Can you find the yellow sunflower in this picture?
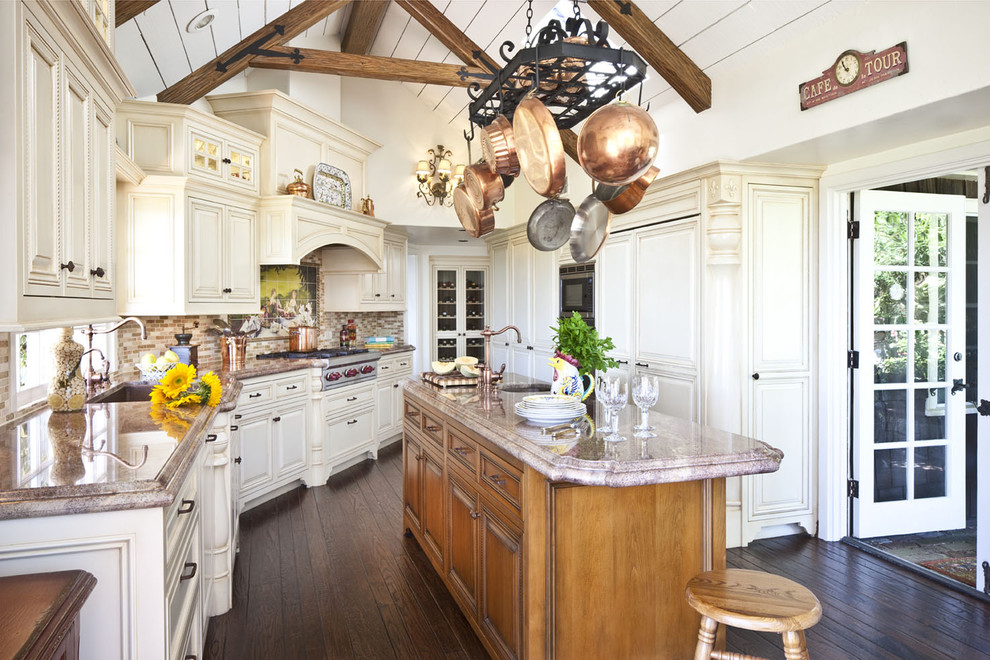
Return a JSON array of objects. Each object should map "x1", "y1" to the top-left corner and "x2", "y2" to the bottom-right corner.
[
  {"x1": 149, "y1": 386, "x2": 168, "y2": 405},
  {"x1": 201, "y1": 371, "x2": 222, "y2": 407},
  {"x1": 159, "y1": 363, "x2": 196, "y2": 399},
  {"x1": 165, "y1": 393, "x2": 201, "y2": 409}
]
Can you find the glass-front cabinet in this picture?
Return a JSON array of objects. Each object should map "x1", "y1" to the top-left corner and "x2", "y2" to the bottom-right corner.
[{"x1": 432, "y1": 258, "x2": 489, "y2": 364}]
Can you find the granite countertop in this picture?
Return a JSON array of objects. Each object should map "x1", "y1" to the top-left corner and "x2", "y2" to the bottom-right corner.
[{"x1": 403, "y1": 377, "x2": 782, "y2": 487}]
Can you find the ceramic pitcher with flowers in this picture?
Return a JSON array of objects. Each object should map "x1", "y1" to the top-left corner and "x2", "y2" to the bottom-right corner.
[{"x1": 549, "y1": 352, "x2": 595, "y2": 401}]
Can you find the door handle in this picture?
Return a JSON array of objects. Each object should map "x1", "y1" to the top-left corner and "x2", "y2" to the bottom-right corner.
[
  {"x1": 951, "y1": 379, "x2": 968, "y2": 395},
  {"x1": 977, "y1": 400, "x2": 990, "y2": 416}
]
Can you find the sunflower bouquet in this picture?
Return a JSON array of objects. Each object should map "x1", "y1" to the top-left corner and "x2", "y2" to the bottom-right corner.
[
  {"x1": 148, "y1": 363, "x2": 223, "y2": 409},
  {"x1": 149, "y1": 403, "x2": 195, "y2": 440}
]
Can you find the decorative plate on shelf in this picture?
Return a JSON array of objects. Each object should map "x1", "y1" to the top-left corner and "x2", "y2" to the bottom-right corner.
[{"x1": 313, "y1": 163, "x2": 352, "y2": 210}]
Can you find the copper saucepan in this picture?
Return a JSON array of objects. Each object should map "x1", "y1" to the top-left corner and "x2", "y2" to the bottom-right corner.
[
  {"x1": 481, "y1": 115, "x2": 520, "y2": 176},
  {"x1": 464, "y1": 163, "x2": 505, "y2": 210},
  {"x1": 513, "y1": 94, "x2": 566, "y2": 198},
  {"x1": 594, "y1": 165, "x2": 660, "y2": 214},
  {"x1": 453, "y1": 185, "x2": 495, "y2": 238}
]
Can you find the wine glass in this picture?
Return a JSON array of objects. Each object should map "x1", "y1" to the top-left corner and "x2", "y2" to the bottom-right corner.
[
  {"x1": 632, "y1": 374, "x2": 659, "y2": 437},
  {"x1": 597, "y1": 375, "x2": 628, "y2": 442}
]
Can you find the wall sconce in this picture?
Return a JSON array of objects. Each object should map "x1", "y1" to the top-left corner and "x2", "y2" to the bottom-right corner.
[{"x1": 416, "y1": 145, "x2": 464, "y2": 207}]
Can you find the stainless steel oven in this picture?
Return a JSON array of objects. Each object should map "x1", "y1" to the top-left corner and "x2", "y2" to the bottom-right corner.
[{"x1": 559, "y1": 263, "x2": 594, "y2": 327}]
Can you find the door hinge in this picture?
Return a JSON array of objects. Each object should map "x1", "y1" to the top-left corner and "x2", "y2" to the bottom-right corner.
[
  {"x1": 848, "y1": 220, "x2": 860, "y2": 239},
  {"x1": 848, "y1": 479, "x2": 860, "y2": 498},
  {"x1": 848, "y1": 350, "x2": 859, "y2": 369}
]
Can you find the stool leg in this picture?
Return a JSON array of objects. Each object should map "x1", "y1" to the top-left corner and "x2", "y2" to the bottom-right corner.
[
  {"x1": 781, "y1": 630, "x2": 808, "y2": 660},
  {"x1": 695, "y1": 616, "x2": 719, "y2": 660}
]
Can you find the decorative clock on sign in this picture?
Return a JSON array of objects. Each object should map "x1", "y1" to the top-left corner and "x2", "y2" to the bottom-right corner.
[{"x1": 800, "y1": 42, "x2": 908, "y2": 110}]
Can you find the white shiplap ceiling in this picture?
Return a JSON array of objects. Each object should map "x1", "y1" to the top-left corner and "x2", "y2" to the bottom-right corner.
[{"x1": 117, "y1": 0, "x2": 856, "y2": 120}]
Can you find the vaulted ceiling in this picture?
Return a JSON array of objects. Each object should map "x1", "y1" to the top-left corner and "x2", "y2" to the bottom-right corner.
[{"x1": 116, "y1": 0, "x2": 852, "y2": 123}]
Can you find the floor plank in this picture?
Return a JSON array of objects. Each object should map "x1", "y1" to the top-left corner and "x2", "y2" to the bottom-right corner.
[{"x1": 205, "y1": 442, "x2": 990, "y2": 659}]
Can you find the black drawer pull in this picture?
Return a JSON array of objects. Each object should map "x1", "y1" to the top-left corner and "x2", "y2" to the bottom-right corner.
[
  {"x1": 222, "y1": 287, "x2": 232, "y2": 293},
  {"x1": 234, "y1": 414, "x2": 242, "y2": 420},
  {"x1": 273, "y1": 416, "x2": 281, "y2": 422},
  {"x1": 180, "y1": 562, "x2": 197, "y2": 581},
  {"x1": 249, "y1": 392, "x2": 262, "y2": 398},
  {"x1": 177, "y1": 499, "x2": 195, "y2": 515},
  {"x1": 205, "y1": 434, "x2": 217, "y2": 443},
  {"x1": 526, "y1": 345, "x2": 533, "y2": 350},
  {"x1": 375, "y1": 293, "x2": 381, "y2": 297},
  {"x1": 347, "y1": 419, "x2": 358, "y2": 425},
  {"x1": 616, "y1": 359, "x2": 629, "y2": 365},
  {"x1": 487, "y1": 474, "x2": 507, "y2": 487},
  {"x1": 230, "y1": 425, "x2": 238, "y2": 431},
  {"x1": 347, "y1": 396, "x2": 357, "y2": 402},
  {"x1": 399, "y1": 362, "x2": 408, "y2": 366},
  {"x1": 234, "y1": 457, "x2": 242, "y2": 464},
  {"x1": 635, "y1": 362, "x2": 649, "y2": 368},
  {"x1": 286, "y1": 385, "x2": 298, "y2": 390}
]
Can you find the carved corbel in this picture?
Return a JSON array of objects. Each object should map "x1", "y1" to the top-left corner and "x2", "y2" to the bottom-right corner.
[{"x1": 705, "y1": 174, "x2": 743, "y2": 267}]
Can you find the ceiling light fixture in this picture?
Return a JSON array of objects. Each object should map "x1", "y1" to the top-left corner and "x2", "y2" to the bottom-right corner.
[
  {"x1": 186, "y1": 8, "x2": 217, "y2": 33},
  {"x1": 416, "y1": 145, "x2": 465, "y2": 207}
]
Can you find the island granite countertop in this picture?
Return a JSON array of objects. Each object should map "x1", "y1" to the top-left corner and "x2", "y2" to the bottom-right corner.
[{"x1": 403, "y1": 377, "x2": 783, "y2": 487}]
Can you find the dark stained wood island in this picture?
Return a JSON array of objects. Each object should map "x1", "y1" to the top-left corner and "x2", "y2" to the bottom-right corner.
[{"x1": 401, "y1": 380, "x2": 783, "y2": 660}]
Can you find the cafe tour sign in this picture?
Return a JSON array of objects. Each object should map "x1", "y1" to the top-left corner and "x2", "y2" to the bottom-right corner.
[{"x1": 800, "y1": 42, "x2": 908, "y2": 110}]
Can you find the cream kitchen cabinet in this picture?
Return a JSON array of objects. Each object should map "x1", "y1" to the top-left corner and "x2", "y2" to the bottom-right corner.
[
  {"x1": 322, "y1": 381, "x2": 377, "y2": 475},
  {"x1": 0, "y1": 0, "x2": 133, "y2": 328},
  {"x1": 116, "y1": 177, "x2": 259, "y2": 315},
  {"x1": 376, "y1": 351, "x2": 414, "y2": 442},
  {"x1": 116, "y1": 99, "x2": 264, "y2": 195},
  {"x1": 431, "y1": 258, "x2": 490, "y2": 364},
  {"x1": 324, "y1": 231, "x2": 407, "y2": 312}
]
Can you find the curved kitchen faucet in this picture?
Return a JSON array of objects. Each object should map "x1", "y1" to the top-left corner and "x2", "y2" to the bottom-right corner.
[
  {"x1": 478, "y1": 325, "x2": 521, "y2": 394},
  {"x1": 82, "y1": 318, "x2": 148, "y2": 390}
]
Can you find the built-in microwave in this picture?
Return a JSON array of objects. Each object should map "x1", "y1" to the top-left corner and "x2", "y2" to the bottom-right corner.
[{"x1": 559, "y1": 263, "x2": 595, "y2": 327}]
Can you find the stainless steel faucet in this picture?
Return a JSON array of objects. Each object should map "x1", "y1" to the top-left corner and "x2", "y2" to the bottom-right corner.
[
  {"x1": 82, "y1": 318, "x2": 148, "y2": 387},
  {"x1": 478, "y1": 325, "x2": 521, "y2": 393}
]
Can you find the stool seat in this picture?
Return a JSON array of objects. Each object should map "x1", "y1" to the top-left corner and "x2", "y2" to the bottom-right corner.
[{"x1": 686, "y1": 569, "x2": 822, "y2": 660}]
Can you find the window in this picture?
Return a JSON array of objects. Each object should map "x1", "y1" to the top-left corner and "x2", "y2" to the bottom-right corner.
[{"x1": 13, "y1": 325, "x2": 115, "y2": 410}]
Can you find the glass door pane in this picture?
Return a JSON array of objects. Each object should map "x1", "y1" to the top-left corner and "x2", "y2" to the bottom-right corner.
[
  {"x1": 465, "y1": 269, "x2": 485, "y2": 333},
  {"x1": 436, "y1": 269, "x2": 457, "y2": 334}
]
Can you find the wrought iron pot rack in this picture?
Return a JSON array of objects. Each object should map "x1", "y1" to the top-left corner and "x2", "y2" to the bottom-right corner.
[{"x1": 466, "y1": 14, "x2": 648, "y2": 130}]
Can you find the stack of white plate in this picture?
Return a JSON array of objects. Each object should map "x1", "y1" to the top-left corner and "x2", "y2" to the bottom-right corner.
[{"x1": 514, "y1": 395, "x2": 585, "y2": 425}]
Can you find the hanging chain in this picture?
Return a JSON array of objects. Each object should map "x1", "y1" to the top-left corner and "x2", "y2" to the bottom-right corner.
[
  {"x1": 573, "y1": 0, "x2": 581, "y2": 20},
  {"x1": 525, "y1": 0, "x2": 534, "y2": 46}
]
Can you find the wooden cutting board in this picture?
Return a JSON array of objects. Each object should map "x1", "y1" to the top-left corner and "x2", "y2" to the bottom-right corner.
[{"x1": 421, "y1": 371, "x2": 500, "y2": 388}]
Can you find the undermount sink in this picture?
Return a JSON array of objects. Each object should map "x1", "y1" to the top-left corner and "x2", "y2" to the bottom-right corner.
[
  {"x1": 87, "y1": 381, "x2": 155, "y2": 404},
  {"x1": 499, "y1": 383, "x2": 551, "y2": 393}
]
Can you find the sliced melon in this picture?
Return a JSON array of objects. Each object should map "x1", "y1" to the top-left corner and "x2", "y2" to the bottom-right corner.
[
  {"x1": 432, "y1": 361, "x2": 456, "y2": 374},
  {"x1": 454, "y1": 355, "x2": 479, "y2": 367},
  {"x1": 460, "y1": 364, "x2": 480, "y2": 378}
]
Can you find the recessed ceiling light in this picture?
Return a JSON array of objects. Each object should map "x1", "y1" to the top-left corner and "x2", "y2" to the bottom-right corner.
[{"x1": 187, "y1": 8, "x2": 217, "y2": 33}]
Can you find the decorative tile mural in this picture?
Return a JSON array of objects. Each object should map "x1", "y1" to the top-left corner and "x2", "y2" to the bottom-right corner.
[{"x1": 230, "y1": 265, "x2": 319, "y2": 337}]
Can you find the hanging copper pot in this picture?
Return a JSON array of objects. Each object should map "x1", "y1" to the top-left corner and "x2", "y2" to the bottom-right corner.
[
  {"x1": 481, "y1": 115, "x2": 520, "y2": 176},
  {"x1": 463, "y1": 163, "x2": 505, "y2": 209},
  {"x1": 453, "y1": 185, "x2": 495, "y2": 238},
  {"x1": 594, "y1": 165, "x2": 660, "y2": 214},
  {"x1": 513, "y1": 94, "x2": 566, "y2": 198},
  {"x1": 577, "y1": 101, "x2": 659, "y2": 186}
]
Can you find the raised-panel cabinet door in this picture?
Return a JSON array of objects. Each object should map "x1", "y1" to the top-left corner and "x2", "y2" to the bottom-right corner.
[
  {"x1": 421, "y1": 449, "x2": 445, "y2": 569},
  {"x1": 224, "y1": 206, "x2": 257, "y2": 301},
  {"x1": 403, "y1": 437, "x2": 423, "y2": 532},
  {"x1": 597, "y1": 234, "x2": 635, "y2": 360},
  {"x1": 509, "y1": 239, "x2": 533, "y2": 343},
  {"x1": 480, "y1": 503, "x2": 522, "y2": 660},
  {"x1": 635, "y1": 219, "x2": 699, "y2": 367},
  {"x1": 225, "y1": 142, "x2": 256, "y2": 191},
  {"x1": 23, "y1": 18, "x2": 62, "y2": 294},
  {"x1": 189, "y1": 131, "x2": 222, "y2": 181},
  {"x1": 490, "y1": 242, "x2": 510, "y2": 330},
  {"x1": 62, "y1": 64, "x2": 92, "y2": 297},
  {"x1": 274, "y1": 404, "x2": 307, "y2": 478},
  {"x1": 90, "y1": 99, "x2": 113, "y2": 298},
  {"x1": 187, "y1": 198, "x2": 224, "y2": 301},
  {"x1": 532, "y1": 248, "x2": 558, "y2": 348},
  {"x1": 447, "y1": 471, "x2": 480, "y2": 615},
  {"x1": 237, "y1": 414, "x2": 272, "y2": 497},
  {"x1": 386, "y1": 241, "x2": 406, "y2": 303},
  {"x1": 376, "y1": 381, "x2": 396, "y2": 437}
]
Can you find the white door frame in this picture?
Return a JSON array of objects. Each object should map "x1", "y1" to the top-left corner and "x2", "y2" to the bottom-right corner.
[{"x1": 818, "y1": 129, "x2": 990, "y2": 542}]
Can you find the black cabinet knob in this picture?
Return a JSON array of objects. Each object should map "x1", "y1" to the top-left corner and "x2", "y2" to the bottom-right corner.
[
  {"x1": 222, "y1": 157, "x2": 232, "y2": 164},
  {"x1": 61, "y1": 261, "x2": 75, "y2": 272},
  {"x1": 752, "y1": 373, "x2": 760, "y2": 380},
  {"x1": 90, "y1": 266, "x2": 105, "y2": 278},
  {"x1": 222, "y1": 287, "x2": 232, "y2": 293},
  {"x1": 234, "y1": 457, "x2": 242, "y2": 464}
]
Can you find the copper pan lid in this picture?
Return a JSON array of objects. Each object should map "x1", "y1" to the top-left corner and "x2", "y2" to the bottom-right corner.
[
  {"x1": 453, "y1": 185, "x2": 495, "y2": 239},
  {"x1": 481, "y1": 115, "x2": 520, "y2": 176},
  {"x1": 464, "y1": 163, "x2": 505, "y2": 210}
]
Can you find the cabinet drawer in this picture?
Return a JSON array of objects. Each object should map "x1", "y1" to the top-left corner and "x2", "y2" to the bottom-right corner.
[
  {"x1": 165, "y1": 467, "x2": 199, "y2": 565},
  {"x1": 238, "y1": 381, "x2": 274, "y2": 407},
  {"x1": 379, "y1": 354, "x2": 414, "y2": 378},
  {"x1": 167, "y1": 523, "x2": 201, "y2": 660},
  {"x1": 323, "y1": 383, "x2": 375, "y2": 419},
  {"x1": 275, "y1": 373, "x2": 307, "y2": 399},
  {"x1": 480, "y1": 453, "x2": 522, "y2": 511},
  {"x1": 447, "y1": 427, "x2": 479, "y2": 476},
  {"x1": 403, "y1": 400, "x2": 422, "y2": 429},
  {"x1": 421, "y1": 409, "x2": 445, "y2": 448}
]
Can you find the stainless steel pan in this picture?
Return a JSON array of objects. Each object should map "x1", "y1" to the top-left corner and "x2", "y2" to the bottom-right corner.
[
  {"x1": 569, "y1": 195, "x2": 612, "y2": 263},
  {"x1": 527, "y1": 198, "x2": 575, "y2": 251}
]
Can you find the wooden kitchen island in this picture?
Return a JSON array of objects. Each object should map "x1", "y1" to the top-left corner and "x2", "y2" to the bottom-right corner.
[{"x1": 402, "y1": 379, "x2": 783, "y2": 660}]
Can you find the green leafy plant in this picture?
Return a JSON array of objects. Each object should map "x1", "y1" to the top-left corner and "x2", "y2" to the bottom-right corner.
[{"x1": 550, "y1": 312, "x2": 618, "y2": 377}]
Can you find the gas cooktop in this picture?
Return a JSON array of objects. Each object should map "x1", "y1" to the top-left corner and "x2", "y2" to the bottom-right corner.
[{"x1": 256, "y1": 348, "x2": 370, "y2": 360}]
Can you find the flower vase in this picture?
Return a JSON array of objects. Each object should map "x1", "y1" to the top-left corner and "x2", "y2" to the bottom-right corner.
[{"x1": 47, "y1": 327, "x2": 86, "y2": 412}]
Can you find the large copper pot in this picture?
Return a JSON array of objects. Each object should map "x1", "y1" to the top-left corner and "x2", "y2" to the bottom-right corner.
[
  {"x1": 463, "y1": 163, "x2": 505, "y2": 209},
  {"x1": 453, "y1": 185, "x2": 495, "y2": 238},
  {"x1": 513, "y1": 94, "x2": 566, "y2": 198},
  {"x1": 481, "y1": 115, "x2": 520, "y2": 176},
  {"x1": 577, "y1": 101, "x2": 658, "y2": 186},
  {"x1": 289, "y1": 325, "x2": 318, "y2": 351}
]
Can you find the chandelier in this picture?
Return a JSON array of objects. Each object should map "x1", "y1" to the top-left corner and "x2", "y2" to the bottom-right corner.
[
  {"x1": 415, "y1": 145, "x2": 464, "y2": 207},
  {"x1": 465, "y1": 0, "x2": 648, "y2": 131}
]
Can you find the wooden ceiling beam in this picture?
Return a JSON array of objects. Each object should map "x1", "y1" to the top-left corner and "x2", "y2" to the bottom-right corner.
[
  {"x1": 341, "y1": 1, "x2": 391, "y2": 55},
  {"x1": 587, "y1": 0, "x2": 711, "y2": 112},
  {"x1": 393, "y1": 0, "x2": 580, "y2": 162},
  {"x1": 158, "y1": 0, "x2": 351, "y2": 105},
  {"x1": 250, "y1": 47, "x2": 489, "y2": 87},
  {"x1": 115, "y1": 0, "x2": 160, "y2": 27}
]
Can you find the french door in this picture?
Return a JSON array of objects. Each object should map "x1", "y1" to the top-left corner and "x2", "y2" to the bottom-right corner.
[{"x1": 852, "y1": 190, "x2": 967, "y2": 538}]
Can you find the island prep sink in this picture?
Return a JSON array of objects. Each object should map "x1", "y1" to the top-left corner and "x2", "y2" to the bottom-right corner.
[
  {"x1": 499, "y1": 383, "x2": 551, "y2": 393},
  {"x1": 87, "y1": 382, "x2": 155, "y2": 404}
]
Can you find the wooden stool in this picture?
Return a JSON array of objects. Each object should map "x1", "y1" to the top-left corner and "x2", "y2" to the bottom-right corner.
[{"x1": 685, "y1": 568, "x2": 822, "y2": 660}]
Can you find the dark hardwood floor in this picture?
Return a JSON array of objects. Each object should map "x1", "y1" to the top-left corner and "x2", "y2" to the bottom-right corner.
[{"x1": 205, "y1": 442, "x2": 990, "y2": 659}]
